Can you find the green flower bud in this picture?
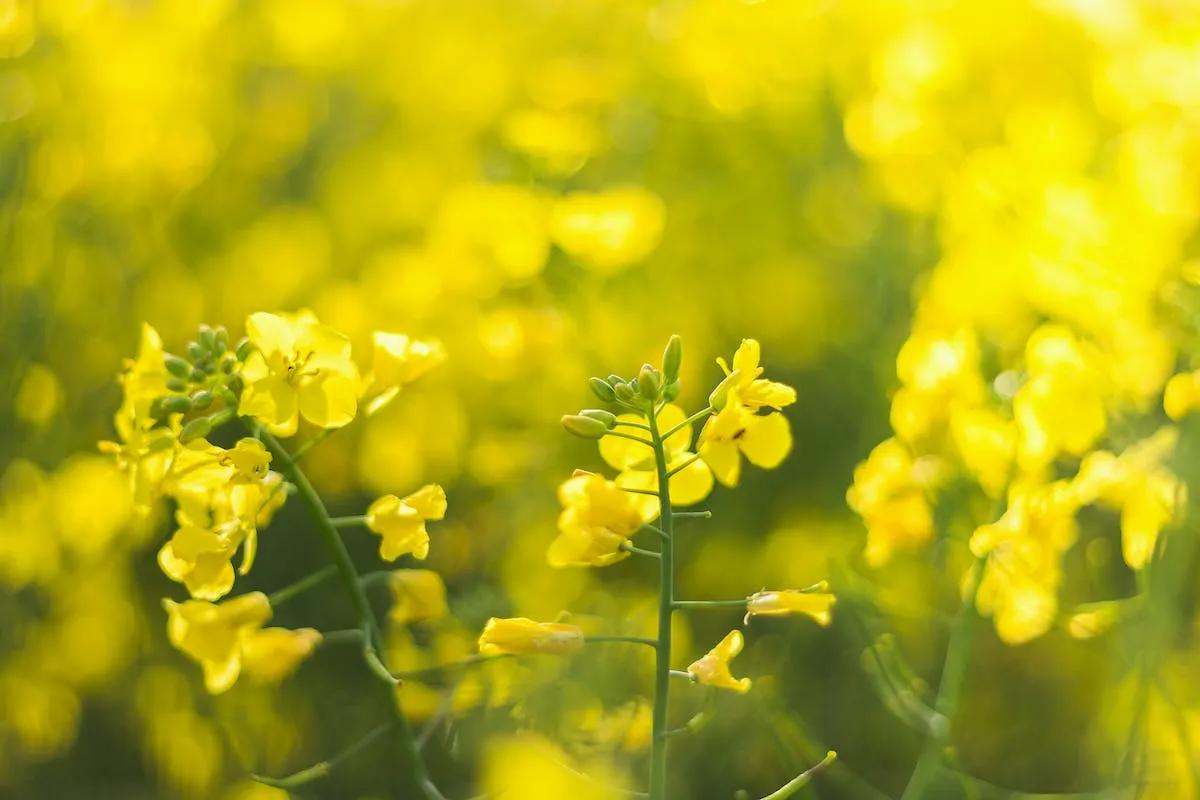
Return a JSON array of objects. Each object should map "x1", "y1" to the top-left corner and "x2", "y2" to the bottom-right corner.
[
  {"x1": 159, "y1": 395, "x2": 193, "y2": 415},
  {"x1": 662, "y1": 335, "x2": 682, "y2": 382},
  {"x1": 190, "y1": 368, "x2": 207, "y2": 382},
  {"x1": 220, "y1": 354, "x2": 237, "y2": 373},
  {"x1": 165, "y1": 377, "x2": 188, "y2": 393},
  {"x1": 638, "y1": 364, "x2": 661, "y2": 400},
  {"x1": 709, "y1": 370, "x2": 741, "y2": 411},
  {"x1": 562, "y1": 414, "x2": 608, "y2": 439},
  {"x1": 197, "y1": 325, "x2": 215, "y2": 352},
  {"x1": 227, "y1": 374, "x2": 244, "y2": 395},
  {"x1": 164, "y1": 354, "x2": 191, "y2": 378},
  {"x1": 663, "y1": 378, "x2": 681, "y2": 402},
  {"x1": 589, "y1": 377, "x2": 617, "y2": 403},
  {"x1": 190, "y1": 390, "x2": 214, "y2": 410},
  {"x1": 179, "y1": 416, "x2": 213, "y2": 444},
  {"x1": 235, "y1": 337, "x2": 254, "y2": 361},
  {"x1": 606, "y1": 374, "x2": 624, "y2": 386},
  {"x1": 213, "y1": 326, "x2": 229, "y2": 353},
  {"x1": 579, "y1": 408, "x2": 617, "y2": 428},
  {"x1": 187, "y1": 342, "x2": 205, "y2": 361},
  {"x1": 613, "y1": 382, "x2": 636, "y2": 404}
]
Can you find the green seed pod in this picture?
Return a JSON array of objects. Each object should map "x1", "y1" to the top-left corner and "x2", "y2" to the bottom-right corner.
[
  {"x1": 613, "y1": 382, "x2": 636, "y2": 404},
  {"x1": 159, "y1": 395, "x2": 193, "y2": 415},
  {"x1": 187, "y1": 341, "x2": 205, "y2": 361},
  {"x1": 561, "y1": 414, "x2": 608, "y2": 439},
  {"x1": 164, "y1": 354, "x2": 191, "y2": 378},
  {"x1": 709, "y1": 369, "x2": 741, "y2": 411},
  {"x1": 579, "y1": 408, "x2": 617, "y2": 428},
  {"x1": 190, "y1": 390, "x2": 214, "y2": 410},
  {"x1": 589, "y1": 377, "x2": 617, "y2": 403},
  {"x1": 662, "y1": 335, "x2": 682, "y2": 382},
  {"x1": 638, "y1": 364, "x2": 661, "y2": 400},
  {"x1": 663, "y1": 378, "x2": 681, "y2": 402},
  {"x1": 235, "y1": 337, "x2": 254, "y2": 361},
  {"x1": 179, "y1": 416, "x2": 213, "y2": 444},
  {"x1": 166, "y1": 377, "x2": 188, "y2": 393}
]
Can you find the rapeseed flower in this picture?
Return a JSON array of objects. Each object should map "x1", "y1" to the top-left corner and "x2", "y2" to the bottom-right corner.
[
  {"x1": 687, "y1": 630, "x2": 751, "y2": 693},
  {"x1": 365, "y1": 485, "x2": 447, "y2": 562}
]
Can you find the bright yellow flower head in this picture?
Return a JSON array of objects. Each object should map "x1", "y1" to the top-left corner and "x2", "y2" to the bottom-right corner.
[
  {"x1": 240, "y1": 627, "x2": 322, "y2": 684},
  {"x1": 949, "y1": 407, "x2": 1015, "y2": 498},
  {"x1": 745, "y1": 588, "x2": 836, "y2": 627},
  {"x1": 163, "y1": 591, "x2": 272, "y2": 693},
  {"x1": 1164, "y1": 370, "x2": 1200, "y2": 420},
  {"x1": 365, "y1": 332, "x2": 447, "y2": 415},
  {"x1": 366, "y1": 484, "x2": 447, "y2": 561},
  {"x1": 599, "y1": 404, "x2": 713, "y2": 515},
  {"x1": 388, "y1": 569, "x2": 449, "y2": 624},
  {"x1": 478, "y1": 617, "x2": 585, "y2": 656},
  {"x1": 548, "y1": 472, "x2": 651, "y2": 568},
  {"x1": 157, "y1": 524, "x2": 238, "y2": 600},
  {"x1": 891, "y1": 329, "x2": 985, "y2": 443},
  {"x1": 687, "y1": 629, "x2": 751, "y2": 693},
  {"x1": 846, "y1": 438, "x2": 938, "y2": 566},
  {"x1": 714, "y1": 338, "x2": 798, "y2": 411},
  {"x1": 549, "y1": 186, "x2": 665, "y2": 274},
  {"x1": 220, "y1": 438, "x2": 272, "y2": 481},
  {"x1": 238, "y1": 311, "x2": 361, "y2": 437}
]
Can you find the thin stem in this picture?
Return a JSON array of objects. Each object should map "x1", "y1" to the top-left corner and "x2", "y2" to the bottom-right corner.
[
  {"x1": 673, "y1": 510, "x2": 711, "y2": 520},
  {"x1": 673, "y1": 599, "x2": 747, "y2": 610},
  {"x1": 665, "y1": 453, "x2": 701, "y2": 479},
  {"x1": 662, "y1": 406, "x2": 713, "y2": 441},
  {"x1": 621, "y1": 542, "x2": 662, "y2": 559},
  {"x1": 269, "y1": 564, "x2": 338, "y2": 606},
  {"x1": 318, "y1": 629, "x2": 366, "y2": 648},
  {"x1": 252, "y1": 721, "x2": 394, "y2": 790},
  {"x1": 622, "y1": 487, "x2": 660, "y2": 497},
  {"x1": 647, "y1": 407, "x2": 675, "y2": 800},
  {"x1": 291, "y1": 428, "x2": 333, "y2": 461},
  {"x1": 584, "y1": 635, "x2": 659, "y2": 649},
  {"x1": 642, "y1": 523, "x2": 668, "y2": 541},
  {"x1": 898, "y1": 554, "x2": 986, "y2": 800},
  {"x1": 757, "y1": 751, "x2": 838, "y2": 800},
  {"x1": 668, "y1": 670, "x2": 694, "y2": 682},
  {"x1": 331, "y1": 515, "x2": 367, "y2": 528},
  {"x1": 604, "y1": 430, "x2": 655, "y2": 447},
  {"x1": 615, "y1": 420, "x2": 652, "y2": 432},
  {"x1": 253, "y1": 423, "x2": 436, "y2": 799}
]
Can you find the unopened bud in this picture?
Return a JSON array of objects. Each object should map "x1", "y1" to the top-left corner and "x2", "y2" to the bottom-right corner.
[
  {"x1": 179, "y1": 416, "x2": 213, "y2": 444},
  {"x1": 579, "y1": 409, "x2": 616, "y2": 428},
  {"x1": 638, "y1": 364, "x2": 661, "y2": 400},
  {"x1": 190, "y1": 390, "x2": 214, "y2": 410},
  {"x1": 662, "y1": 378, "x2": 681, "y2": 402},
  {"x1": 197, "y1": 325, "x2": 216, "y2": 352},
  {"x1": 709, "y1": 370, "x2": 741, "y2": 411},
  {"x1": 164, "y1": 355, "x2": 191, "y2": 378},
  {"x1": 606, "y1": 374, "x2": 624, "y2": 386},
  {"x1": 613, "y1": 382, "x2": 636, "y2": 404},
  {"x1": 589, "y1": 377, "x2": 617, "y2": 403},
  {"x1": 562, "y1": 414, "x2": 609, "y2": 439},
  {"x1": 662, "y1": 335, "x2": 682, "y2": 382},
  {"x1": 187, "y1": 342, "x2": 204, "y2": 361},
  {"x1": 220, "y1": 354, "x2": 236, "y2": 373},
  {"x1": 165, "y1": 378, "x2": 188, "y2": 393},
  {"x1": 235, "y1": 337, "x2": 254, "y2": 361},
  {"x1": 213, "y1": 326, "x2": 229, "y2": 353}
]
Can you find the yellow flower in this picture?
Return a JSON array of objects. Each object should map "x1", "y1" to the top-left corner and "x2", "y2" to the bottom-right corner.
[
  {"x1": 364, "y1": 332, "x2": 446, "y2": 415},
  {"x1": 548, "y1": 472, "x2": 653, "y2": 568},
  {"x1": 388, "y1": 569, "x2": 449, "y2": 624},
  {"x1": 599, "y1": 404, "x2": 713, "y2": 515},
  {"x1": 365, "y1": 485, "x2": 447, "y2": 561},
  {"x1": 890, "y1": 329, "x2": 984, "y2": 443},
  {"x1": 687, "y1": 629, "x2": 751, "y2": 693},
  {"x1": 238, "y1": 311, "x2": 361, "y2": 437},
  {"x1": 1164, "y1": 370, "x2": 1200, "y2": 420},
  {"x1": 549, "y1": 187, "x2": 665, "y2": 273},
  {"x1": 157, "y1": 524, "x2": 238, "y2": 600},
  {"x1": 241, "y1": 627, "x2": 322, "y2": 684},
  {"x1": 219, "y1": 438, "x2": 272, "y2": 481},
  {"x1": 970, "y1": 481, "x2": 1078, "y2": 645},
  {"x1": 949, "y1": 407, "x2": 1016, "y2": 497},
  {"x1": 478, "y1": 617, "x2": 585, "y2": 656},
  {"x1": 846, "y1": 438, "x2": 937, "y2": 566},
  {"x1": 163, "y1": 592, "x2": 272, "y2": 693},
  {"x1": 699, "y1": 340, "x2": 795, "y2": 487},
  {"x1": 745, "y1": 588, "x2": 836, "y2": 626},
  {"x1": 1013, "y1": 325, "x2": 1106, "y2": 470},
  {"x1": 1072, "y1": 429, "x2": 1185, "y2": 570}
]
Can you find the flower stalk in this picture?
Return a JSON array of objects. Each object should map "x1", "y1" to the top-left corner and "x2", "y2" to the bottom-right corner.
[{"x1": 648, "y1": 403, "x2": 675, "y2": 800}]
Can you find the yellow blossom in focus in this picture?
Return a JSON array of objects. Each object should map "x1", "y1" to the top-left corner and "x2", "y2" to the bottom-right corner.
[
  {"x1": 365, "y1": 485, "x2": 447, "y2": 562},
  {"x1": 687, "y1": 629, "x2": 751, "y2": 693},
  {"x1": 240, "y1": 627, "x2": 322, "y2": 684},
  {"x1": 388, "y1": 569, "x2": 449, "y2": 625},
  {"x1": 163, "y1": 592, "x2": 272, "y2": 693},
  {"x1": 846, "y1": 438, "x2": 937, "y2": 566},
  {"x1": 549, "y1": 187, "x2": 665, "y2": 274},
  {"x1": 745, "y1": 588, "x2": 836, "y2": 626},
  {"x1": 699, "y1": 340, "x2": 796, "y2": 486},
  {"x1": 548, "y1": 472, "x2": 651, "y2": 568},
  {"x1": 599, "y1": 404, "x2": 713, "y2": 516},
  {"x1": 238, "y1": 311, "x2": 361, "y2": 437},
  {"x1": 478, "y1": 617, "x2": 584, "y2": 656}
]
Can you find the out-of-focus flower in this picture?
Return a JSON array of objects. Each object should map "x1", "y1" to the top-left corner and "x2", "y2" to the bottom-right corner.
[
  {"x1": 890, "y1": 329, "x2": 984, "y2": 443},
  {"x1": 1164, "y1": 369, "x2": 1200, "y2": 420},
  {"x1": 482, "y1": 733, "x2": 631, "y2": 800},
  {"x1": 745, "y1": 588, "x2": 836, "y2": 626},
  {"x1": 687, "y1": 629, "x2": 751, "y2": 693},
  {"x1": 387, "y1": 569, "x2": 449, "y2": 625},
  {"x1": 846, "y1": 438, "x2": 938, "y2": 567},
  {"x1": 365, "y1": 485, "x2": 447, "y2": 561},
  {"x1": 477, "y1": 617, "x2": 584, "y2": 656},
  {"x1": 238, "y1": 311, "x2": 360, "y2": 436},
  {"x1": 548, "y1": 472, "x2": 649, "y2": 567},
  {"x1": 162, "y1": 592, "x2": 273, "y2": 693},
  {"x1": 549, "y1": 187, "x2": 665, "y2": 274},
  {"x1": 949, "y1": 407, "x2": 1016, "y2": 498},
  {"x1": 240, "y1": 627, "x2": 322, "y2": 684},
  {"x1": 365, "y1": 332, "x2": 446, "y2": 415}
]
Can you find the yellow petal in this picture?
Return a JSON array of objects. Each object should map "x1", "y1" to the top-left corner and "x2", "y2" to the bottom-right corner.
[
  {"x1": 667, "y1": 453, "x2": 713, "y2": 506},
  {"x1": 739, "y1": 412, "x2": 792, "y2": 469},
  {"x1": 700, "y1": 439, "x2": 741, "y2": 488},
  {"x1": 299, "y1": 373, "x2": 358, "y2": 429}
]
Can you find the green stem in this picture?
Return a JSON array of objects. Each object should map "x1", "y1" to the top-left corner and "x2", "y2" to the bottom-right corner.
[
  {"x1": 665, "y1": 454, "x2": 701, "y2": 479},
  {"x1": 898, "y1": 554, "x2": 986, "y2": 800},
  {"x1": 673, "y1": 511, "x2": 712, "y2": 520},
  {"x1": 269, "y1": 564, "x2": 338, "y2": 606},
  {"x1": 622, "y1": 543, "x2": 662, "y2": 559},
  {"x1": 605, "y1": 430, "x2": 655, "y2": 447},
  {"x1": 253, "y1": 721, "x2": 395, "y2": 790},
  {"x1": 647, "y1": 408, "x2": 675, "y2": 800},
  {"x1": 672, "y1": 599, "x2": 746, "y2": 609},
  {"x1": 331, "y1": 515, "x2": 367, "y2": 528},
  {"x1": 253, "y1": 423, "x2": 436, "y2": 799},
  {"x1": 584, "y1": 635, "x2": 659, "y2": 648},
  {"x1": 662, "y1": 406, "x2": 712, "y2": 441},
  {"x1": 758, "y1": 751, "x2": 838, "y2": 800},
  {"x1": 318, "y1": 629, "x2": 366, "y2": 648}
]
